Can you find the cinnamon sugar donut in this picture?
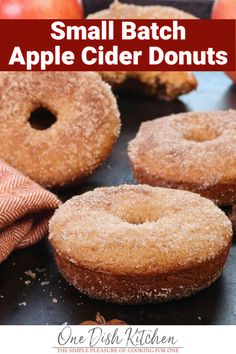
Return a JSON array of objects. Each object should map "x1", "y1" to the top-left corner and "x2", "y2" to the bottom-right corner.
[
  {"x1": 88, "y1": 1, "x2": 197, "y2": 101},
  {"x1": 49, "y1": 185, "x2": 232, "y2": 304},
  {"x1": 0, "y1": 71, "x2": 120, "y2": 188},
  {"x1": 129, "y1": 110, "x2": 236, "y2": 205}
]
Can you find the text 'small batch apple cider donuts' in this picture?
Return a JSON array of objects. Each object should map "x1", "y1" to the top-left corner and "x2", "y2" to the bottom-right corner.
[{"x1": 0, "y1": 1, "x2": 235, "y2": 353}]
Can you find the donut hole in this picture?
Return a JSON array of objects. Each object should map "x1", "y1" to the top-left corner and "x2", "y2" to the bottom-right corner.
[
  {"x1": 121, "y1": 209, "x2": 160, "y2": 225},
  {"x1": 29, "y1": 107, "x2": 57, "y2": 130},
  {"x1": 125, "y1": 216, "x2": 151, "y2": 225},
  {"x1": 183, "y1": 128, "x2": 220, "y2": 143},
  {"x1": 127, "y1": 219, "x2": 153, "y2": 225}
]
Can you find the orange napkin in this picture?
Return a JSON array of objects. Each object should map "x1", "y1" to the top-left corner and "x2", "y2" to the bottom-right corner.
[{"x1": 0, "y1": 160, "x2": 61, "y2": 263}]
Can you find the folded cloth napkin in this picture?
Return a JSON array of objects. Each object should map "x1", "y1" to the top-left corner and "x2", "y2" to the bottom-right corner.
[{"x1": 0, "y1": 160, "x2": 61, "y2": 263}]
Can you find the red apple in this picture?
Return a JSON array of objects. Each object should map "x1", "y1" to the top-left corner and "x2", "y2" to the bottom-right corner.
[
  {"x1": 0, "y1": 0, "x2": 83, "y2": 19},
  {"x1": 212, "y1": 0, "x2": 236, "y2": 19},
  {"x1": 226, "y1": 72, "x2": 236, "y2": 82},
  {"x1": 212, "y1": 0, "x2": 236, "y2": 83}
]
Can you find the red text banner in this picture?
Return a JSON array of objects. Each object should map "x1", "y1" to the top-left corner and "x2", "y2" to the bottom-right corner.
[{"x1": 0, "y1": 19, "x2": 235, "y2": 71}]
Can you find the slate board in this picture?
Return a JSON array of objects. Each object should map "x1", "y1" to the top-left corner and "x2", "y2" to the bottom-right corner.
[{"x1": 0, "y1": 72, "x2": 235, "y2": 325}]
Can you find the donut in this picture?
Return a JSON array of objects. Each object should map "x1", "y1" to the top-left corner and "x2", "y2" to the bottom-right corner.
[
  {"x1": 0, "y1": 71, "x2": 120, "y2": 188},
  {"x1": 87, "y1": 1, "x2": 197, "y2": 101},
  {"x1": 128, "y1": 110, "x2": 236, "y2": 206},
  {"x1": 49, "y1": 184, "x2": 232, "y2": 304}
]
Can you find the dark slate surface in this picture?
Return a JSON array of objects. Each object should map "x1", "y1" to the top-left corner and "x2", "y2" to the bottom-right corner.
[{"x1": 0, "y1": 72, "x2": 235, "y2": 325}]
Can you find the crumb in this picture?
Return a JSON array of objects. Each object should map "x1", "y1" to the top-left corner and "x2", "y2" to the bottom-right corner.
[
  {"x1": 40, "y1": 281, "x2": 50, "y2": 286},
  {"x1": 19, "y1": 302, "x2": 27, "y2": 306},
  {"x1": 24, "y1": 280, "x2": 31, "y2": 285},
  {"x1": 25, "y1": 270, "x2": 36, "y2": 279},
  {"x1": 198, "y1": 316, "x2": 202, "y2": 321},
  {"x1": 36, "y1": 268, "x2": 46, "y2": 273},
  {"x1": 106, "y1": 164, "x2": 112, "y2": 170},
  {"x1": 0, "y1": 295, "x2": 4, "y2": 298},
  {"x1": 52, "y1": 298, "x2": 58, "y2": 303}
]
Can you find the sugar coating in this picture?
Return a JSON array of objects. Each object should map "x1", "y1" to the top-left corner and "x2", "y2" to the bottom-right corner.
[
  {"x1": 25, "y1": 270, "x2": 37, "y2": 279},
  {"x1": 60, "y1": 260, "x2": 223, "y2": 303},
  {"x1": 88, "y1": 0, "x2": 197, "y2": 20},
  {"x1": 49, "y1": 185, "x2": 232, "y2": 275},
  {"x1": 0, "y1": 71, "x2": 120, "y2": 188},
  {"x1": 129, "y1": 110, "x2": 236, "y2": 188}
]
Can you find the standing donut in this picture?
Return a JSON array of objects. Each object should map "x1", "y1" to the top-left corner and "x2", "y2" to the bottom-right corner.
[
  {"x1": 0, "y1": 71, "x2": 120, "y2": 188},
  {"x1": 49, "y1": 185, "x2": 232, "y2": 304}
]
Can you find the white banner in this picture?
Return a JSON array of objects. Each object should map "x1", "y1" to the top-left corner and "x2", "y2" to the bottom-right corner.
[{"x1": 0, "y1": 325, "x2": 234, "y2": 354}]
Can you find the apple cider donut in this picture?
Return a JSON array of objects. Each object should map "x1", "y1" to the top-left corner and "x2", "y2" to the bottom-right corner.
[
  {"x1": 129, "y1": 110, "x2": 236, "y2": 205},
  {"x1": 0, "y1": 71, "x2": 120, "y2": 188},
  {"x1": 88, "y1": 0, "x2": 197, "y2": 101},
  {"x1": 49, "y1": 185, "x2": 232, "y2": 304}
]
